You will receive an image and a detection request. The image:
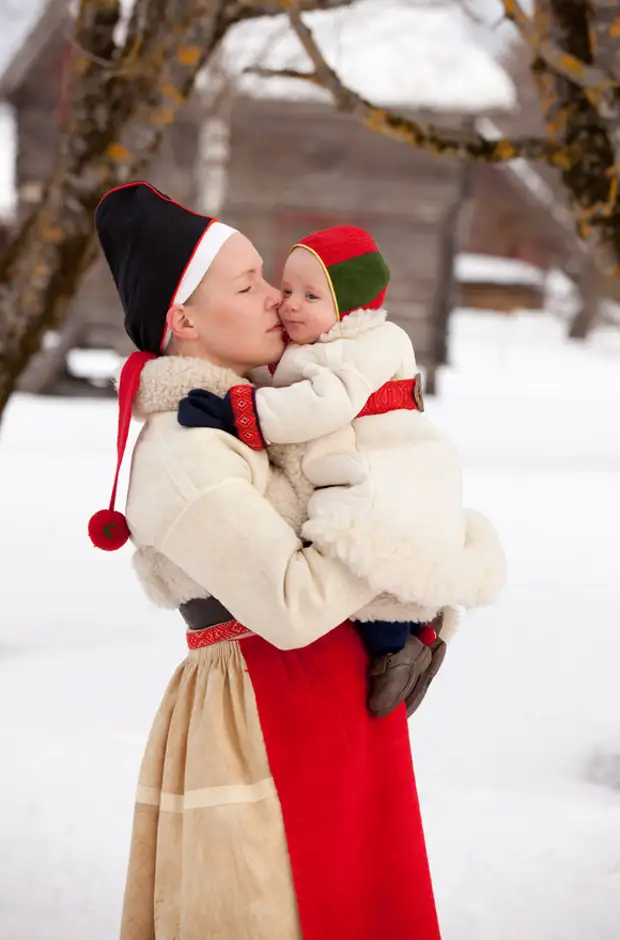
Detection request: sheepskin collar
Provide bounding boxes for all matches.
[319,306,387,342]
[133,354,250,419]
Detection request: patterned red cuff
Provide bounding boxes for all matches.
[229,385,266,451]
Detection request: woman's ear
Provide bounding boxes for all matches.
[166,304,200,342]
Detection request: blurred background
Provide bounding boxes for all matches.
[1,1,619,938]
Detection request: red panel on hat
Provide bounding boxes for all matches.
[297,225,380,269]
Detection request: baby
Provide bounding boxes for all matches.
[179,225,506,716]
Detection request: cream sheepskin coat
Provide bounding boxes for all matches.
[252,307,507,614]
[127,354,462,642]
[127,355,376,648]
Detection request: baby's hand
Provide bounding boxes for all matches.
[303,427,370,488]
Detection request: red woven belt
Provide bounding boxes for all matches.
[357,373,424,420]
[187,620,254,649]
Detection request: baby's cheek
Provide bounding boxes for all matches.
[318,306,338,333]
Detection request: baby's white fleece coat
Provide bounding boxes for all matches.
[254,307,506,612]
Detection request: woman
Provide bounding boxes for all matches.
[89,181,442,940]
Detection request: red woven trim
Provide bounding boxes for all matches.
[357,376,424,419]
[229,385,265,450]
[187,621,254,649]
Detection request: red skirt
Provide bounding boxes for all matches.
[242,622,441,940]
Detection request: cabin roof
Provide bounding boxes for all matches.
[219,0,515,112]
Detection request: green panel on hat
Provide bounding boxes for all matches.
[328,251,390,315]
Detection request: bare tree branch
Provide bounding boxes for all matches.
[501,0,620,111]
[533,0,620,277]
[248,3,573,169]
[0,0,357,417]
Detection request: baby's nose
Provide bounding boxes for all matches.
[282,295,298,312]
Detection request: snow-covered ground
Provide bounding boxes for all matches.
[1,310,619,939]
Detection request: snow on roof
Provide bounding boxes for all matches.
[0,103,17,220]
[220,0,515,112]
[0,0,49,83]
[456,253,545,286]
[0,0,51,221]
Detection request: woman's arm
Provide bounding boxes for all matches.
[130,423,375,649]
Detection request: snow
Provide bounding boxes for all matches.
[2,309,620,938]
[460,0,522,56]
[0,0,48,81]
[67,347,122,381]
[456,252,545,286]
[220,0,515,112]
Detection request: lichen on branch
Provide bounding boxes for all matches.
[248,1,573,168]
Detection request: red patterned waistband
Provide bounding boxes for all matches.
[187,620,255,649]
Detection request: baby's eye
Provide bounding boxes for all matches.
[238,285,252,294]
[306,292,319,301]
[282,288,292,297]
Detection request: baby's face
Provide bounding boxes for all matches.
[279,247,338,344]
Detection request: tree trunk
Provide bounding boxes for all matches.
[0,0,353,421]
[568,262,601,339]
[535,0,620,275]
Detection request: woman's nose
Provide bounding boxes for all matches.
[265,281,282,309]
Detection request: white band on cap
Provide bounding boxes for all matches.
[162,220,238,350]
[173,221,238,305]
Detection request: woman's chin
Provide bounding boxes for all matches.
[266,330,286,357]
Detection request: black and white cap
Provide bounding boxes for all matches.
[87,182,238,554]
[95,181,237,354]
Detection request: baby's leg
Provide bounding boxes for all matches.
[353,619,435,719]
[354,620,410,654]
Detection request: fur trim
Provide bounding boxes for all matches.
[132,546,209,608]
[134,355,250,419]
[302,508,507,612]
[352,599,460,644]
[437,606,460,644]
[264,449,312,537]
[353,594,440,625]
[319,306,387,342]
[248,365,275,388]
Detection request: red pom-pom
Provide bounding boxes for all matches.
[417,624,437,647]
[88,509,130,551]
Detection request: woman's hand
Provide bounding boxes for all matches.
[178,386,266,451]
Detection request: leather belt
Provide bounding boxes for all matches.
[179,596,235,631]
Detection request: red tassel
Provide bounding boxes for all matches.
[88,350,157,551]
[88,509,131,551]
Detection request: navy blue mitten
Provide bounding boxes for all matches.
[178,386,266,451]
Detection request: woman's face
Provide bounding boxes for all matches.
[168,232,285,374]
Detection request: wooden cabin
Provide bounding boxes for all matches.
[211,1,516,391]
[0,0,517,395]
